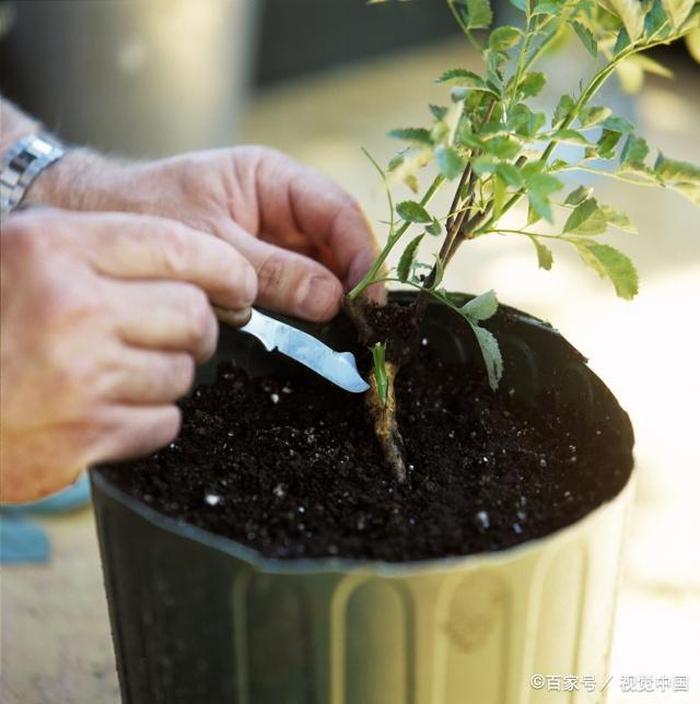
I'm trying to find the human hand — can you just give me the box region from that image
[0,209,256,502]
[28,146,381,321]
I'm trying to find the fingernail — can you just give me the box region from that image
[300,275,342,321]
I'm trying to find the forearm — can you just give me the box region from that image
[1,95,124,211]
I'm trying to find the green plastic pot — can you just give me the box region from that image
[91,291,635,704]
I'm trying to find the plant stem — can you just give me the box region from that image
[347,174,444,300]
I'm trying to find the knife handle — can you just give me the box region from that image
[213,305,251,328]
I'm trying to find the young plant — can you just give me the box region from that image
[354,0,700,479]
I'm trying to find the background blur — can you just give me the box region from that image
[1,1,699,702]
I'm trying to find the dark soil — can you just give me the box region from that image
[101,305,633,562]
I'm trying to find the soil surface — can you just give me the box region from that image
[102,304,633,562]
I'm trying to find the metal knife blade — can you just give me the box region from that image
[225,308,369,393]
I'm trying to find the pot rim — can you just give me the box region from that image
[90,468,635,577]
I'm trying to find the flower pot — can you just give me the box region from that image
[91,291,634,704]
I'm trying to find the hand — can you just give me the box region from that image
[0,209,256,502]
[29,146,381,321]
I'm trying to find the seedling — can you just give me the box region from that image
[349,0,700,478]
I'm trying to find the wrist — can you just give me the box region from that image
[23,148,110,210]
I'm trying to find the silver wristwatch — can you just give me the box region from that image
[1,133,66,216]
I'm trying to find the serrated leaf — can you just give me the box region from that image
[614,27,631,53]
[600,205,638,233]
[533,2,563,15]
[467,321,503,390]
[579,106,612,127]
[553,94,575,127]
[434,145,465,180]
[527,200,542,226]
[607,0,645,40]
[565,185,593,205]
[594,129,623,159]
[646,0,671,36]
[484,135,521,159]
[462,289,499,321]
[573,241,639,299]
[489,25,523,50]
[527,172,564,223]
[518,72,546,99]
[620,134,649,167]
[563,198,607,234]
[493,172,506,218]
[397,235,424,282]
[655,153,700,204]
[396,200,432,223]
[388,127,433,144]
[437,68,486,86]
[495,162,524,186]
[687,27,700,62]
[371,342,388,406]
[429,104,448,120]
[661,0,695,28]
[552,129,590,145]
[602,115,635,133]
[387,153,405,171]
[527,234,554,270]
[571,20,598,57]
[426,218,443,236]
[508,103,547,137]
[454,0,494,29]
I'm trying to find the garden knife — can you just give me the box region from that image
[215,307,370,394]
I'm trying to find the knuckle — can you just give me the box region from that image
[171,354,195,396]
[2,214,47,261]
[159,226,193,277]
[184,286,213,343]
[256,254,288,298]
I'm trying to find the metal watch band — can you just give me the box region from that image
[1,133,66,216]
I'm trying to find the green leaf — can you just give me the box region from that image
[453,0,494,29]
[462,289,499,320]
[563,198,607,235]
[570,20,598,57]
[467,321,503,390]
[437,68,486,86]
[552,129,590,145]
[532,2,563,16]
[527,234,554,270]
[510,0,528,11]
[388,127,433,144]
[489,25,523,50]
[508,103,547,137]
[600,205,638,233]
[434,145,465,180]
[660,0,695,28]
[495,162,524,186]
[426,218,443,236]
[526,172,564,223]
[396,200,432,223]
[564,185,593,206]
[620,134,649,167]
[493,172,506,218]
[429,104,448,120]
[687,27,700,63]
[573,241,639,299]
[654,153,700,204]
[484,135,521,159]
[614,27,631,54]
[553,95,575,127]
[646,0,671,36]
[579,106,612,128]
[527,200,542,226]
[397,235,424,282]
[371,342,388,406]
[601,115,635,133]
[517,72,546,99]
[607,0,645,40]
[593,129,623,159]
